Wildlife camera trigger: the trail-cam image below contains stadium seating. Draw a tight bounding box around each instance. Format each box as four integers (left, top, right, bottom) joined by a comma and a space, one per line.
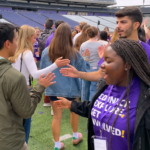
41, 13, 79, 30
0, 10, 44, 29
0, 7, 117, 32
18, 11, 47, 26
83, 16, 116, 31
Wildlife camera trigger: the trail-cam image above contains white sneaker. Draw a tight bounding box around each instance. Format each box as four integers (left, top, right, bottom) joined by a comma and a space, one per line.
51, 108, 54, 116
43, 103, 51, 107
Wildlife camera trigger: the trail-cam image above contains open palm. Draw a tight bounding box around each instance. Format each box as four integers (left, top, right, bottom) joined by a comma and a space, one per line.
54, 97, 71, 109
60, 64, 79, 78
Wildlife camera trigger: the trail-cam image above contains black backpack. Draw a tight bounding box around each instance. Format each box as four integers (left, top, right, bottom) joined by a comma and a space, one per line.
38, 29, 54, 56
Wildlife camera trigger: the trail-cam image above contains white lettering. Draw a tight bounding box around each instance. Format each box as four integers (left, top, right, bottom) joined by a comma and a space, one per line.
91, 108, 101, 118
92, 118, 101, 127
105, 104, 111, 111
112, 128, 115, 135
102, 95, 107, 101
98, 93, 104, 100
115, 128, 121, 136
105, 124, 112, 132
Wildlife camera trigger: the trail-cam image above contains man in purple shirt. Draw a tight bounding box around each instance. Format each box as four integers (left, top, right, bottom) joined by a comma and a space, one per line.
45, 20, 64, 48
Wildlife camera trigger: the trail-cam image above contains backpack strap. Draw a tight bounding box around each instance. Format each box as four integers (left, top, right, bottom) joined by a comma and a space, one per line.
20, 52, 24, 72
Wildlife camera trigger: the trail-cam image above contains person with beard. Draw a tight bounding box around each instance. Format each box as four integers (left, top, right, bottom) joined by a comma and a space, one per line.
59, 6, 150, 83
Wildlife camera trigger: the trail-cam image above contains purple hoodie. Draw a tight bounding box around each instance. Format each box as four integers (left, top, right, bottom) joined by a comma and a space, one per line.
45, 32, 55, 48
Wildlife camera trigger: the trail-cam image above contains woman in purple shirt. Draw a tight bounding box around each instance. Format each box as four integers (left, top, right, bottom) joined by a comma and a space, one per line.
55, 39, 150, 150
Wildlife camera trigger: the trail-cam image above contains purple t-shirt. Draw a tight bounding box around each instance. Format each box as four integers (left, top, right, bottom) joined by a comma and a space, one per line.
45, 32, 54, 48
147, 39, 150, 46
91, 76, 140, 150
98, 41, 150, 66
33, 39, 41, 61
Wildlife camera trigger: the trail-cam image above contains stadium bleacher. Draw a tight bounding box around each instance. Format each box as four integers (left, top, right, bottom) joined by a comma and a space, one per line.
63, 15, 116, 32
0, 10, 44, 29
41, 13, 79, 30
81, 16, 116, 31
0, 7, 118, 32
17, 11, 47, 26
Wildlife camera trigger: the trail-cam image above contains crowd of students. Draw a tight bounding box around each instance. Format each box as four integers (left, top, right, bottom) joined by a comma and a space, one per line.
0, 5, 150, 150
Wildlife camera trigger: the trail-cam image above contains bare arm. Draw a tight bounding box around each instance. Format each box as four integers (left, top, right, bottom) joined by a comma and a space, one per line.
143, 18, 150, 39
144, 25, 150, 39
60, 65, 104, 82
78, 68, 104, 81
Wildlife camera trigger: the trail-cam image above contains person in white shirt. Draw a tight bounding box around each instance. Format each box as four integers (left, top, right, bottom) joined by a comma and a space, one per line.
9, 25, 70, 144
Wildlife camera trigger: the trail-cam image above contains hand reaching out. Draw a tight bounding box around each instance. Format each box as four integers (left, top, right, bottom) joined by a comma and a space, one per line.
144, 18, 149, 26
82, 49, 90, 61
141, 18, 149, 27
98, 43, 110, 59
54, 97, 72, 109
39, 72, 56, 88
55, 57, 70, 68
60, 64, 79, 78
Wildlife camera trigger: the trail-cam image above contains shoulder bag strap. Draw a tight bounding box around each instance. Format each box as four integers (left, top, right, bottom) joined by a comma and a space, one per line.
20, 52, 24, 72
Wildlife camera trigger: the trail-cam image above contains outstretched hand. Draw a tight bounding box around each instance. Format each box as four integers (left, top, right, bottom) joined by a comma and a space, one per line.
98, 43, 110, 59
141, 18, 149, 27
60, 64, 79, 78
144, 18, 149, 26
55, 57, 70, 68
54, 97, 72, 109
39, 72, 56, 88
82, 49, 90, 61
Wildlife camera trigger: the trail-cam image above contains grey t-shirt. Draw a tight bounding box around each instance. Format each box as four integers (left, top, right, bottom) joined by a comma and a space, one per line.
80, 41, 103, 67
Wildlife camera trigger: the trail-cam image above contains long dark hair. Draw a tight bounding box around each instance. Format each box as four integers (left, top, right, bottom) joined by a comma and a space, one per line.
48, 23, 76, 62
106, 39, 150, 150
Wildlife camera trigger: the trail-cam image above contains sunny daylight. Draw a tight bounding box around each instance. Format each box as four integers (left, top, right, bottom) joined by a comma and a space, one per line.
0, 0, 150, 150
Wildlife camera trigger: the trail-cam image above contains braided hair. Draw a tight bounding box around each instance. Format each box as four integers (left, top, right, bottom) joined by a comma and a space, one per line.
105, 39, 150, 150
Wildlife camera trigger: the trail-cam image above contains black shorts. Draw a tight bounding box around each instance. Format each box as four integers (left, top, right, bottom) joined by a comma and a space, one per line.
49, 96, 76, 101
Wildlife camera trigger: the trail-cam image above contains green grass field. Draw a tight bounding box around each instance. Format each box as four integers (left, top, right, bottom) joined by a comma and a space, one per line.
28, 80, 88, 150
